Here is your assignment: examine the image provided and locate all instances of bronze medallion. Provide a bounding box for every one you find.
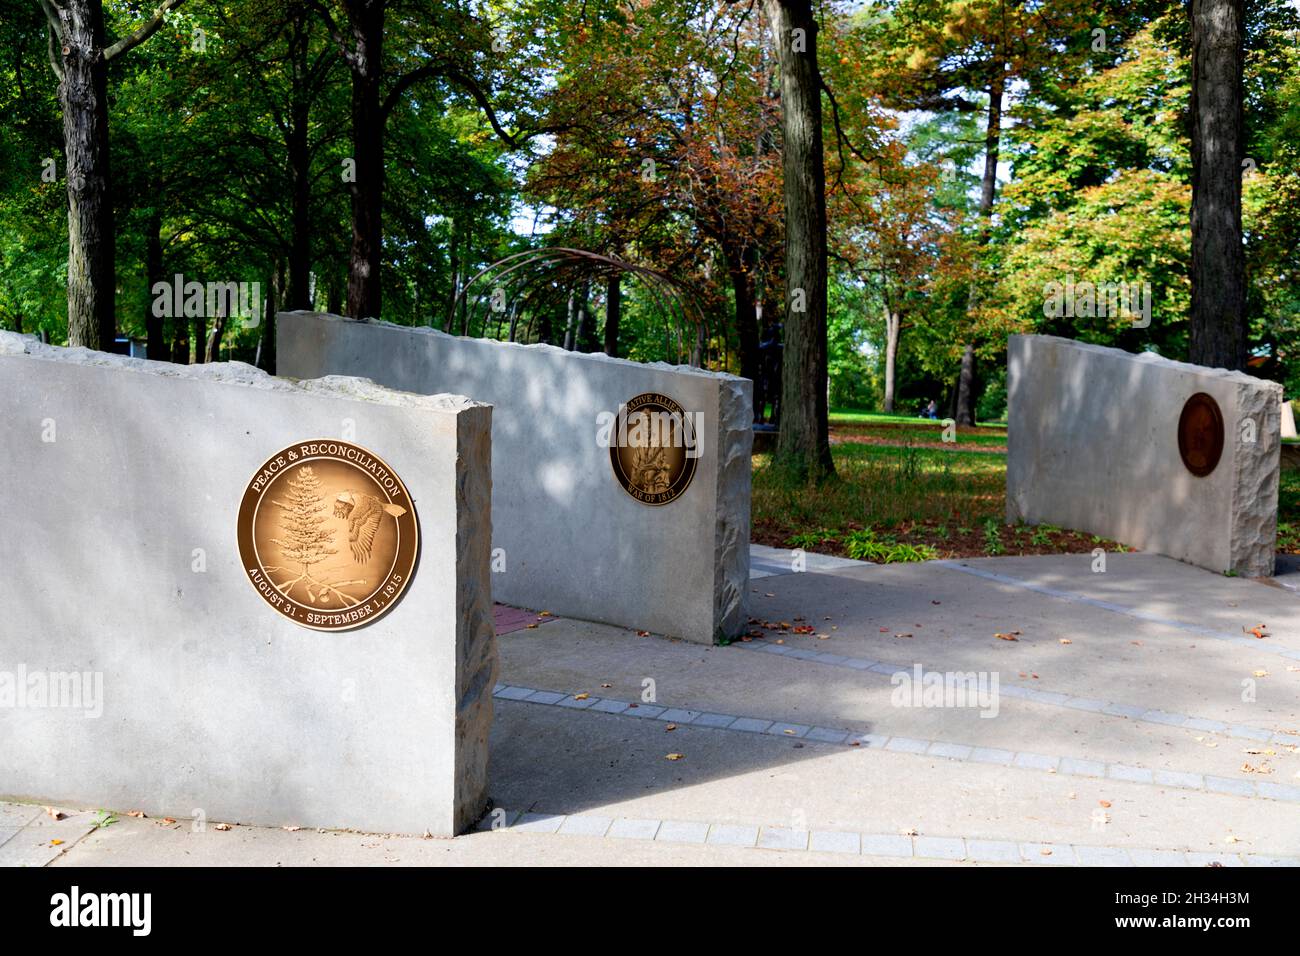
[238,440,419,631]
[609,392,699,505]
[1177,392,1225,478]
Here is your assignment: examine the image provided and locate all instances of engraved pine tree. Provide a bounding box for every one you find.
[265,465,365,606]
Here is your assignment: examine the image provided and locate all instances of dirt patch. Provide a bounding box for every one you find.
[752,517,1130,562]
[828,432,1007,453]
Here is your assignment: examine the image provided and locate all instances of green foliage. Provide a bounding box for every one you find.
[92,810,118,829]
[0,0,1296,400]
[842,529,938,563]
[982,517,1004,556]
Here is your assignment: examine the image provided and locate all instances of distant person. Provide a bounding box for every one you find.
[924,399,938,420]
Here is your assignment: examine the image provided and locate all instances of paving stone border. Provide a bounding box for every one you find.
[937,561,1300,662]
[494,684,1300,806]
[731,639,1298,746]
[473,808,1297,867]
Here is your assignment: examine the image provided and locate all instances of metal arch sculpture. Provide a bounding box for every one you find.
[450,247,712,365]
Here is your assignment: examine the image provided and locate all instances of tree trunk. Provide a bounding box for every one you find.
[458,219,471,334]
[60,0,116,351]
[286,8,313,311]
[603,274,621,357]
[575,281,594,351]
[955,343,976,425]
[144,209,164,360]
[563,291,577,350]
[258,261,284,374]
[344,0,385,320]
[443,214,459,332]
[953,65,1005,427]
[883,308,899,414]
[1189,0,1247,370]
[765,0,834,481]
[327,274,343,315]
[170,310,189,364]
[727,247,760,385]
[204,312,227,363]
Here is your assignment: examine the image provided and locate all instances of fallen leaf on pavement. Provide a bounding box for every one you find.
[665,723,677,731]
[43,807,64,821]
[213,823,232,831]
[665,753,684,761]
[573,693,589,700]
[1059,639,1072,645]
[995,632,1019,641]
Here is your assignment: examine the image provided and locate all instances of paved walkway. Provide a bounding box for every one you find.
[6,548,1299,866]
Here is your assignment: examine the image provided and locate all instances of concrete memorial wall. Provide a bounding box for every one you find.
[1007,334,1282,577]
[277,311,752,645]
[0,332,495,836]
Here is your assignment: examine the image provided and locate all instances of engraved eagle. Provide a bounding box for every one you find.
[333,491,407,563]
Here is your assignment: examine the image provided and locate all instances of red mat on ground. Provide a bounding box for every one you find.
[492,603,557,635]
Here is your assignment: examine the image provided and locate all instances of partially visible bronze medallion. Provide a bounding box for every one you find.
[238,440,419,631]
[609,392,700,505]
[1177,392,1225,477]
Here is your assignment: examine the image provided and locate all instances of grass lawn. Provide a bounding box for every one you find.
[1279,468,1300,553]
[753,413,1300,563]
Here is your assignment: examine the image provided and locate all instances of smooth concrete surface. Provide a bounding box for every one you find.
[276,311,752,645]
[0,332,495,836]
[18,552,1299,866]
[1006,335,1282,576]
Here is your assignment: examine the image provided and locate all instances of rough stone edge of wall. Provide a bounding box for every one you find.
[278,310,750,383]
[1230,379,1281,577]
[1004,336,1030,525]
[453,404,497,835]
[0,330,485,413]
[713,376,753,643]
[1012,333,1280,388]
[1006,334,1284,575]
